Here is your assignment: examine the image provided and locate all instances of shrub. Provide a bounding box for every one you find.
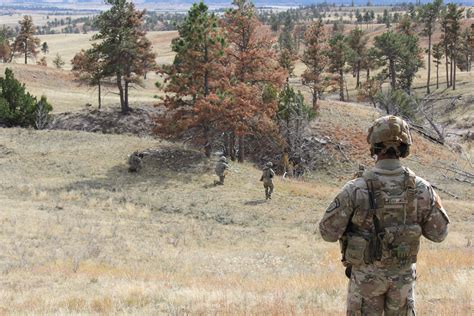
[0,68,52,127]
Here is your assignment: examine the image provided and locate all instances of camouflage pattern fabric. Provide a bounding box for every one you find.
[128,152,142,172]
[261,166,275,199]
[215,161,229,176]
[319,159,449,315]
[347,264,416,316]
[215,160,229,185]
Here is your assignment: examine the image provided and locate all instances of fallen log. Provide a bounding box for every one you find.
[431,184,459,199]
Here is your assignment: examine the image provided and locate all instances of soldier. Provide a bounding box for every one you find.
[260,162,275,200]
[214,156,229,185]
[128,151,144,172]
[319,115,450,315]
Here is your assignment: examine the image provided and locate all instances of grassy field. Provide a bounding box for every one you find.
[0,99,472,314]
[0,14,472,315]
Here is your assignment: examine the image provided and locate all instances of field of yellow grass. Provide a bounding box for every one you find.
[0,15,472,315]
[0,99,472,314]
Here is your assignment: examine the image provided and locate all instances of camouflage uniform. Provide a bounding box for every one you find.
[319,116,450,316]
[215,156,229,185]
[128,151,143,172]
[261,162,276,199]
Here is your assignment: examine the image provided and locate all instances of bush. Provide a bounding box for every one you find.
[0,68,52,127]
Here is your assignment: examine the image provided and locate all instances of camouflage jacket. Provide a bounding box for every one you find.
[319,159,449,266]
[261,167,275,184]
[215,161,229,176]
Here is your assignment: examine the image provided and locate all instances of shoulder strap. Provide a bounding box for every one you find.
[363,169,383,262]
[403,167,418,224]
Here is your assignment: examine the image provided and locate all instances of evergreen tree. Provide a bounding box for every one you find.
[432,42,444,89]
[219,0,286,162]
[12,16,40,64]
[457,27,473,72]
[92,0,156,113]
[158,1,225,157]
[419,0,443,94]
[327,34,350,101]
[71,49,106,109]
[0,68,52,127]
[347,27,368,88]
[0,27,11,63]
[301,20,329,111]
[277,84,314,156]
[41,42,49,54]
[373,30,423,92]
[52,53,65,69]
[278,12,297,78]
[445,3,464,90]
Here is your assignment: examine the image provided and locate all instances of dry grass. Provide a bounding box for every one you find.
[0,124,472,314]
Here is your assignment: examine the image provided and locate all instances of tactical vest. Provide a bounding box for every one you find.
[343,167,422,268]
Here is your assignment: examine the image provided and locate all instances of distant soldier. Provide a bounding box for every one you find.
[128,151,144,172]
[319,115,450,315]
[260,162,275,200]
[214,156,229,185]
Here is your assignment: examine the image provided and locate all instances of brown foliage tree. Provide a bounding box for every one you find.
[12,16,40,64]
[219,0,286,162]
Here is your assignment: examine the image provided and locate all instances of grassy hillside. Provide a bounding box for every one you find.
[0,99,472,314]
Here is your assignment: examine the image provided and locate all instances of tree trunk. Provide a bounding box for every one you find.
[230,131,236,161]
[389,58,396,89]
[203,126,211,158]
[24,41,27,64]
[453,57,456,90]
[98,81,102,109]
[436,64,439,90]
[238,136,244,163]
[116,73,125,112]
[124,80,130,113]
[366,67,370,81]
[339,68,344,101]
[356,61,360,88]
[445,46,449,87]
[450,54,453,89]
[427,34,431,94]
[312,90,319,112]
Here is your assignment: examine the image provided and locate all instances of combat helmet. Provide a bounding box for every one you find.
[219,156,227,162]
[266,162,273,167]
[367,115,412,158]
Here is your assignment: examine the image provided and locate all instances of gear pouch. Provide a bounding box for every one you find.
[381,225,422,264]
[345,235,369,266]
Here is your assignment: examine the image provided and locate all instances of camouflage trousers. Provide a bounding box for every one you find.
[264,182,274,199]
[347,263,416,316]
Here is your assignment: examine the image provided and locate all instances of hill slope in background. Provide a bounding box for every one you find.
[0,97,472,314]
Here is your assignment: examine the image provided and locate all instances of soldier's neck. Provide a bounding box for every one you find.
[375,158,401,171]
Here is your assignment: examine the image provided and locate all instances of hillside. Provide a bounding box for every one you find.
[0,97,472,313]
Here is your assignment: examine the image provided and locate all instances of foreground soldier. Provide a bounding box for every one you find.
[214,156,229,185]
[260,162,275,199]
[319,116,450,315]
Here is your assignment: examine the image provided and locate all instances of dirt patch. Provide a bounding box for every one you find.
[48,106,164,137]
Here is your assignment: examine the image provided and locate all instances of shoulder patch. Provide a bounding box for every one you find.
[326,197,340,213]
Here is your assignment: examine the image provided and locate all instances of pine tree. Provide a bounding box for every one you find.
[457,28,472,72]
[157,1,225,157]
[419,0,442,94]
[327,34,350,101]
[41,42,49,54]
[432,42,444,89]
[373,30,423,92]
[347,27,368,88]
[52,53,65,69]
[445,3,464,90]
[92,0,156,113]
[71,49,106,109]
[12,16,40,64]
[278,12,297,78]
[301,20,329,111]
[220,0,286,162]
